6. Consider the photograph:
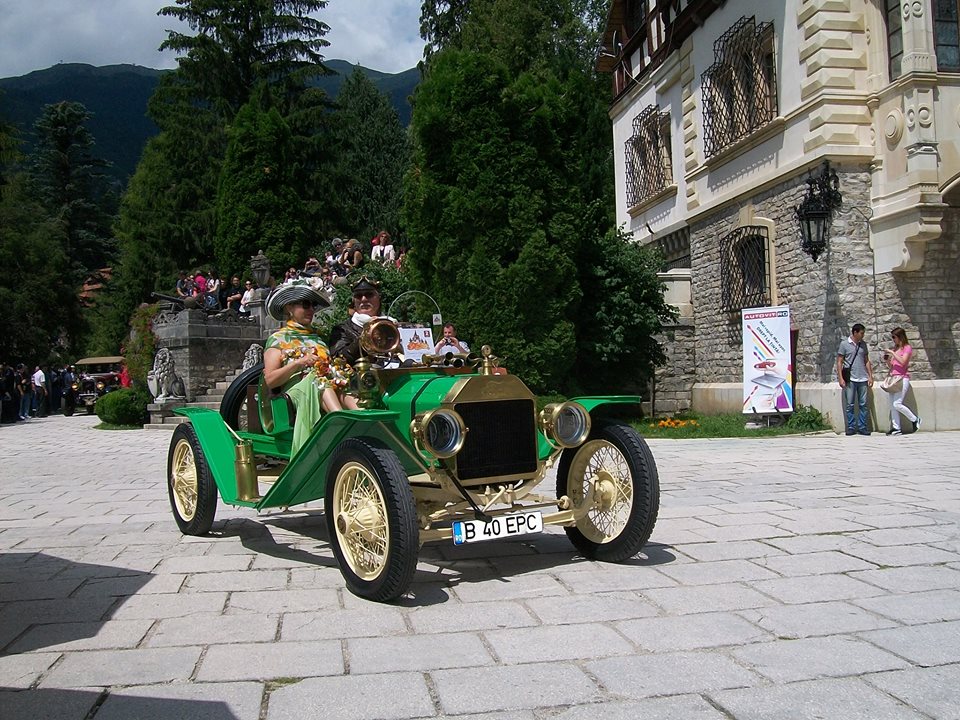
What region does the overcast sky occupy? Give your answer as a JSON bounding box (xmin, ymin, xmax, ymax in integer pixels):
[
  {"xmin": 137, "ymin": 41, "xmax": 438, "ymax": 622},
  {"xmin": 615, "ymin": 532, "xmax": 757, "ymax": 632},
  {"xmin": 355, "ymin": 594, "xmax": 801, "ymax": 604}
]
[{"xmin": 0, "ymin": 0, "xmax": 424, "ymax": 79}]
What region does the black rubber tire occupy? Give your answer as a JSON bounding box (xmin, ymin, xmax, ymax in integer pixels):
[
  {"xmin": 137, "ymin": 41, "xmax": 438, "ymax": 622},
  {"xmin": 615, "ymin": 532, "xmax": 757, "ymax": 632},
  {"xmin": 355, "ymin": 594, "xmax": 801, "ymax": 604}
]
[
  {"xmin": 556, "ymin": 420, "xmax": 659, "ymax": 562},
  {"xmin": 167, "ymin": 423, "xmax": 219, "ymax": 535},
  {"xmin": 62, "ymin": 398, "xmax": 74, "ymax": 417},
  {"xmin": 325, "ymin": 437, "xmax": 419, "ymax": 602},
  {"xmin": 219, "ymin": 361, "xmax": 264, "ymax": 430}
]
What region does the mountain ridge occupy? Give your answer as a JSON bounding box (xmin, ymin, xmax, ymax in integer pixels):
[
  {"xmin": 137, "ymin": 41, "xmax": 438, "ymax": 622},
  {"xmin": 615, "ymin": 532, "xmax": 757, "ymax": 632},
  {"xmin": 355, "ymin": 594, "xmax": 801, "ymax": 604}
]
[{"xmin": 0, "ymin": 60, "xmax": 419, "ymax": 183}]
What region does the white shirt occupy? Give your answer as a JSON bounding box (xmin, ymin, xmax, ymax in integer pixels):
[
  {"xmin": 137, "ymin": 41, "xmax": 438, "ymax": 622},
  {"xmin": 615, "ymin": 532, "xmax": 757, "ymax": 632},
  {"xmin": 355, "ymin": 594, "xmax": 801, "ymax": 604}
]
[
  {"xmin": 240, "ymin": 288, "xmax": 256, "ymax": 312},
  {"xmin": 380, "ymin": 244, "xmax": 396, "ymax": 262},
  {"xmin": 32, "ymin": 369, "xmax": 45, "ymax": 387}
]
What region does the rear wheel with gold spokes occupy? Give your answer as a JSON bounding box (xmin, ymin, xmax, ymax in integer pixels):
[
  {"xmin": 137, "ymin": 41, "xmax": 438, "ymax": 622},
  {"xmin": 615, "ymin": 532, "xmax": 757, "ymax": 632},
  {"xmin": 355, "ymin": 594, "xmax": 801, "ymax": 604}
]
[
  {"xmin": 325, "ymin": 438, "xmax": 418, "ymax": 602},
  {"xmin": 557, "ymin": 421, "xmax": 659, "ymax": 561},
  {"xmin": 167, "ymin": 423, "xmax": 218, "ymax": 535}
]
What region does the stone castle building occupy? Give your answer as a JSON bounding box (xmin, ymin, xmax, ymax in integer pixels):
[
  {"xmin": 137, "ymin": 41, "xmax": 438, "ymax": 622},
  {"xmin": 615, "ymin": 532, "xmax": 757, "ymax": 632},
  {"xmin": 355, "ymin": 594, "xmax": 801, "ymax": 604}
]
[{"xmin": 598, "ymin": 0, "xmax": 960, "ymax": 430}]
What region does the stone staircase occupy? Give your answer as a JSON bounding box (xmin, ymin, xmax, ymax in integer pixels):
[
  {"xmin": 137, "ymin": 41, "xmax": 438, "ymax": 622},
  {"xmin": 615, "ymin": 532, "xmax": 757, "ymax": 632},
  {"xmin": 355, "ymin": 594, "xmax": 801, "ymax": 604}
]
[{"xmin": 144, "ymin": 365, "xmax": 249, "ymax": 430}]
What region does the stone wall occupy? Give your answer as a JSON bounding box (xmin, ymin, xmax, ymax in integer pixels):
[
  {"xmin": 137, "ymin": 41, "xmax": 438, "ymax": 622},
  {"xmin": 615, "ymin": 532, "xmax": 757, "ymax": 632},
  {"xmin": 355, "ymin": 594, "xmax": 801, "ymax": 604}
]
[
  {"xmin": 651, "ymin": 320, "xmax": 696, "ymax": 415},
  {"xmin": 152, "ymin": 309, "xmax": 263, "ymax": 401},
  {"xmin": 686, "ymin": 165, "xmax": 960, "ymax": 427}
]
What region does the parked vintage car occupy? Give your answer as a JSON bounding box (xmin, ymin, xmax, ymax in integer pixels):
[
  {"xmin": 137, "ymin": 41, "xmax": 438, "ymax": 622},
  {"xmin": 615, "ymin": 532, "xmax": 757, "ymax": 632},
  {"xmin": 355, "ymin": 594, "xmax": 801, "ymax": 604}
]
[
  {"xmin": 166, "ymin": 320, "xmax": 659, "ymax": 601},
  {"xmin": 71, "ymin": 356, "xmax": 124, "ymax": 415}
]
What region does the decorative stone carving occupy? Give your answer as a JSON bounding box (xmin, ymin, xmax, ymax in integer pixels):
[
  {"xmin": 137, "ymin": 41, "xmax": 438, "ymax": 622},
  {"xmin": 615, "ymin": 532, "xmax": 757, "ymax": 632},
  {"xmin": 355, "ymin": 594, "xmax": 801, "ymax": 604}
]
[
  {"xmin": 147, "ymin": 348, "xmax": 187, "ymax": 401},
  {"xmin": 242, "ymin": 344, "xmax": 264, "ymax": 370},
  {"xmin": 884, "ymin": 108, "xmax": 905, "ymax": 145}
]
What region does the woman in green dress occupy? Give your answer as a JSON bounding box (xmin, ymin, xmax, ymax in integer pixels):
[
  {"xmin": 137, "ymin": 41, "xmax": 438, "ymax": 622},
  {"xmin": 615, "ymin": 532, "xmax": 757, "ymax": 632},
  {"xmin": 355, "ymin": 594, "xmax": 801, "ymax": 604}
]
[{"xmin": 263, "ymin": 280, "xmax": 356, "ymax": 454}]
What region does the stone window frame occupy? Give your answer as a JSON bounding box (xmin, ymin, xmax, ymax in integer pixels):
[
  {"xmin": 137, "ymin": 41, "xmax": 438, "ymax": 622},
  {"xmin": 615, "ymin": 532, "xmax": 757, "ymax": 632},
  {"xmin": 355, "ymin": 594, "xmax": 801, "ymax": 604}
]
[
  {"xmin": 720, "ymin": 225, "xmax": 772, "ymax": 314},
  {"xmin": 701, "ymin": 16, "xmax": 778, "ymax": 160},
  {"xmin": 624, "ymin": 104, "xmax": 674, "ymax": 209},
  {"xmin": 933, "ymin": 0, "xmax": 960, "ymax": 71}
]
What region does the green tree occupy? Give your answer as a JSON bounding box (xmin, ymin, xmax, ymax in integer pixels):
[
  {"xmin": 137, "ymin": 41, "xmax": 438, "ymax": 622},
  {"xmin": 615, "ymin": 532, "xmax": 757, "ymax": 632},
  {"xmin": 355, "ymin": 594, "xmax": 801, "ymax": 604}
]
[
  {"xmin": 215, "ymin": 92, "xmax": 307, "ymax": 274},
  {"xmin": 0, "ymin": 174, "xmax": 75, "ymax": 362},
  {"xmin": 29, "ymin": 101, "xmax": 116, "ymax": 278},
  {"xmin": 327, "ymin": 70, "xmax": 410, "ymax": 240},
  {"xmin": 405, "ymin": 0, "xmax": 674, "ymax": 393}
]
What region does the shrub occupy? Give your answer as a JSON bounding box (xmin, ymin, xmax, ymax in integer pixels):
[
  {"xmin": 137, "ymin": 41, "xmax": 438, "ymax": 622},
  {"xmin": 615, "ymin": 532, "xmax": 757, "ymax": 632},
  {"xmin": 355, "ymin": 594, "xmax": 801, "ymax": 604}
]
[
  {"xmin": 95, "ymin": 388, "xmax": 151, "ymax": 426},
  {"xmin": 786, "ymin": 404, "xmax": 830, "ymax": 432}
]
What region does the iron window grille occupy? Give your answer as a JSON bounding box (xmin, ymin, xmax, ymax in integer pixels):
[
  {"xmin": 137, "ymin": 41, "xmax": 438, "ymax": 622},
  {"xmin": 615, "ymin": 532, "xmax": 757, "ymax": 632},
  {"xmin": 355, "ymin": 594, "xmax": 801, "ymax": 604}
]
[
  {"xmin": 625, "ymin": 105, "xmax": 673, "ymax": 208},
  {"xmin": 721, "ymin": 226, "xmax": 770, "ymax": 313},
  {"xmin": 701, "ymin": 17, "xmax": 778, "ymax": 159}
]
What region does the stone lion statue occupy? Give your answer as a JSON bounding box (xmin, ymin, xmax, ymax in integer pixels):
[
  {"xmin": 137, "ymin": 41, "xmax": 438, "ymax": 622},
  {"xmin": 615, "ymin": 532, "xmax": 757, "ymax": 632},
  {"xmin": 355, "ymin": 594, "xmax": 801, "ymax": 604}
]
[
  {"xmin": 242, "ymin": 343, "xmax": 264, "ymax": 370},
  {"xmin": 147, "ymin": 348, "xmax": 187, "ymax": 401}
]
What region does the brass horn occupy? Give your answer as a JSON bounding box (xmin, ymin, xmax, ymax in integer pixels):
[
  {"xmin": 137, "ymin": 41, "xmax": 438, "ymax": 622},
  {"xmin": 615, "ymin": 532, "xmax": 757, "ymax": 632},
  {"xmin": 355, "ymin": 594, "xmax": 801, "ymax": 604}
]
[{"xmin": 359, "ymin": 317, "xmax": 402, "ymax": 357}]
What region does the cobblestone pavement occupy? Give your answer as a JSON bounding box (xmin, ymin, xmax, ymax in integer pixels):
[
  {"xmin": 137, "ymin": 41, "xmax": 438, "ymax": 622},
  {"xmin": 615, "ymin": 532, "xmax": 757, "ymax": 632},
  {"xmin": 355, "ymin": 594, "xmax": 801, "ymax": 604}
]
[{"xmin": 2, "ymin": 414, "xmax": 959, "ymax": 719}]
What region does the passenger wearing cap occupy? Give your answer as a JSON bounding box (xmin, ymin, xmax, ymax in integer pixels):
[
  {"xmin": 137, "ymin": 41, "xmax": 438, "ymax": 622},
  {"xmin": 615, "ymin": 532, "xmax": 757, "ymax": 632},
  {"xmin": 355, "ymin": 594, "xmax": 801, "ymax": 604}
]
[
  {"xmin": 330, "ymin": 276, "xmax": 382, "ymax": 365},
  {"xmin": 263, "ymin": 280, "xmax": 357, "ymax": 454}
]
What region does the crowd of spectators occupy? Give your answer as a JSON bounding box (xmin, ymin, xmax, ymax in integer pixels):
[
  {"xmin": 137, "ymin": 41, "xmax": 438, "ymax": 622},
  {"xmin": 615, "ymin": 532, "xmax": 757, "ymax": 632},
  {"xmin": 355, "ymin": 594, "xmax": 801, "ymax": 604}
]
[{"xmin": 0, "ymin": 361, "xmax": 129, "ymax": 424}]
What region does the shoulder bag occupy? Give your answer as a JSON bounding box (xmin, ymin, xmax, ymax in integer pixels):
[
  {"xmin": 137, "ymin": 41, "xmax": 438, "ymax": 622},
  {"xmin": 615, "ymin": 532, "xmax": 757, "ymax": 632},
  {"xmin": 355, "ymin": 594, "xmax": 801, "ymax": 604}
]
[
  {"xmin": 880, "ymin": 375, "xmax": 903, "ymax": 393},
  {"xmin": 841, "ymin": 342, "xmax": 861, "ymax": 383}
]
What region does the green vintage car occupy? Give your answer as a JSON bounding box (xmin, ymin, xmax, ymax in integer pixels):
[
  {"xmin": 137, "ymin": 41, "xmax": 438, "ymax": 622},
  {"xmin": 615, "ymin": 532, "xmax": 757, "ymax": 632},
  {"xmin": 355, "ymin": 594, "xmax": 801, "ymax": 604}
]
[{"xmin": 166, "ymin": 320, "xmax": 659, "ymax": 602}]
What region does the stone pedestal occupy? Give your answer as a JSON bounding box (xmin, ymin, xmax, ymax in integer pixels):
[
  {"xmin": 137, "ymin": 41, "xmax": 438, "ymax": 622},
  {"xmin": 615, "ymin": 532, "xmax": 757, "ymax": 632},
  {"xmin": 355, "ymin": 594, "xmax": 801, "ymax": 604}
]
[{"xmin": 152, "ymin": 307, "xmax": 264, "ymax": 401}]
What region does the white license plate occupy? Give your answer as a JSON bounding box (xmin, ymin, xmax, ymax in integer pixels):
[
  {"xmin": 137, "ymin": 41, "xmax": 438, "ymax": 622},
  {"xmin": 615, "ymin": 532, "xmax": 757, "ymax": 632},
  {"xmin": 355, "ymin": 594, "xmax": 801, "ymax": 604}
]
[{"xmin": 452, "ymin": 512, "xmax": 543, "ymax": 545}]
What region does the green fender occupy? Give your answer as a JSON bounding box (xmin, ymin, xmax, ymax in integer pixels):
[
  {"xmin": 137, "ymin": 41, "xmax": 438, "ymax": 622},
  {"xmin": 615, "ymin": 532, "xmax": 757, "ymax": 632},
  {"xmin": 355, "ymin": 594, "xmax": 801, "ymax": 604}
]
[
  {"xmin": 535, "ymin": 395, "xmax": 641, "ymax": 458},
  {"xmin": 173, "ymin": 407, "xmax": 430, "ymax": 510}
]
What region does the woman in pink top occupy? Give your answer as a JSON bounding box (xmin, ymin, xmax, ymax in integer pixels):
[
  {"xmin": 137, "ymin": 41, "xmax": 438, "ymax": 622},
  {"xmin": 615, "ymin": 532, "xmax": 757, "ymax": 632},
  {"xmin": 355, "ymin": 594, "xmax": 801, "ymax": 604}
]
[{"xmin": 883, "ymin": 327, "xmax": 921, "ymax": 436}]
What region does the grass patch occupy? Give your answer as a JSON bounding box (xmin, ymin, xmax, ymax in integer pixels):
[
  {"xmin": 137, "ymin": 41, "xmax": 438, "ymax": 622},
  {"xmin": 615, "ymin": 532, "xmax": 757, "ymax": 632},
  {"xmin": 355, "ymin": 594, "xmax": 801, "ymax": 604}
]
[
  {"xmin": 634, "ymin": 406, "xmax": 831, "ymax": 439},
  {"xmin": 94, "ymin": 422, "xmax": 143, "ymax": 431}
]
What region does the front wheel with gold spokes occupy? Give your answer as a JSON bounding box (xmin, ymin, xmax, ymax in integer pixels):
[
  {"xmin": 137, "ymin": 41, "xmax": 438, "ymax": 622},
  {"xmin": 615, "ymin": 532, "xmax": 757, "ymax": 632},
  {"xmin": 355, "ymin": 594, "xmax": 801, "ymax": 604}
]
[
  {"xmin": 325, "ymin": 438, "xmax": 418, "ymax": 602},
  {"xmin": 557, "ymin": 421, "xmax": 659, "ymax": 562},
  {"xmin": 167, "ymin": 423, "xmax": 218, "ymax": 535}
]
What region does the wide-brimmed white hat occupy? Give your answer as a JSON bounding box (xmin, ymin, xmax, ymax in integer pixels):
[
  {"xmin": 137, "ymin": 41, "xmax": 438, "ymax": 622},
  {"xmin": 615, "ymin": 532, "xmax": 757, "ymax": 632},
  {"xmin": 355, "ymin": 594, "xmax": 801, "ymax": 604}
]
[{"xmin": 265, "ymin": 280, "xmax": 331, "ymax": 321}]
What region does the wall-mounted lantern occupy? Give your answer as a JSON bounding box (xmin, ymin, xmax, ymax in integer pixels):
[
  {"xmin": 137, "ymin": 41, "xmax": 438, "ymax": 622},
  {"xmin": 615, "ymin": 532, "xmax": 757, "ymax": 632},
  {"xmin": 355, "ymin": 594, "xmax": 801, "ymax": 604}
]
[{"xmin": 795, "ymin": 160, "xmax": 843, "ymax": 262}]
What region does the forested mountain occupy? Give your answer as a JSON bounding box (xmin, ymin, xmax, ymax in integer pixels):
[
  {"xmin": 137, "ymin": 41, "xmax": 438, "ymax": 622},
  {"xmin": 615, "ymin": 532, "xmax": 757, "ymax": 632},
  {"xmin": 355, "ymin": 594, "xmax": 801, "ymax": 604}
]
[{"xmin": 0, "ymin": 60, "xmax": 418, "ymax": 182}]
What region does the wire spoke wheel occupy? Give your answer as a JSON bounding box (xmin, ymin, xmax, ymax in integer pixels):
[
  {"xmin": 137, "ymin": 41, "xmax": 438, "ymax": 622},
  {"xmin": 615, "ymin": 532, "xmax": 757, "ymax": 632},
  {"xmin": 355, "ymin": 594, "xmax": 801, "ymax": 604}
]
[
  {"xmin": 166, "ymin": 423, "xmax": 218, "ymax": 535},
  {"xmin": 557, "ymin": 421, "xmax": 659, "ymax": 562},
  {"xmin": 325, "ymin": 438, "xmax": 418, "ymax": 602},
  {"xmin": 332, "ymin": 461, "xmax": 390, "ymax": 580},
  {"xmin": 171, "ymin": 438, "xmax": 199, "ymax": 521}
]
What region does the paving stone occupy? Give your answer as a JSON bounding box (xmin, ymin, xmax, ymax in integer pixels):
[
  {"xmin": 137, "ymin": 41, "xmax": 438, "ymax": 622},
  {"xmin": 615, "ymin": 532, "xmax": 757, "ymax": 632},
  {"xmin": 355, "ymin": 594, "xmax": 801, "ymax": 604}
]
[
  {"xmin": 147, "ymin": 612, "xmax": 280, "ymax": 647},
  {"xmin": 556, "ymin": 567, "xmax": 677, "ymax": 594},
  {"xmin": 185, "ymin": 569, "xmax": 288, "ymax": 592},
  {"xmin": 849, "ymin": 565, "xmax": 960, "ymax": 593},
  {"xmin": 840, "ymin": 543, "xmax": 960, "ymax": 567},
  {"xmin": 451, "ymin": 572, "xmax": 569, "ymax": 602},
  {"xmin": 266, "ymin": 672, "xmax": 433, "ymax": 720},
  {"xmin": 280, "ymin": 607, "xmax": 408, "ymax": 640},
  {"xmin": 196, "ymin": 639, "xmax": 342, "ymax": 681},
  {"xmin": 657, "ymin": 559, "xmax": 781, "ymax": 586},
  {"xmin": 748, "ymin": 573, "xmax": 886, "ymax": 604},
  {"xmin": 732, "ymin": 635, "xmax": 909, "ymax": 682},
  {"xmin": 642, "ymin": 582, "xmax": 776, "ymax": 614},
  {"xmin": 851, "ymin": 589, "xmax": 960, "ymax": 624},
  {"xmin": 432, "ymin": 662, "xmax": 600, "ymax": 714},
  {"xmin": 95, "ymin": 681, "xmax": 264, "ymax": 720},
  {"xmin": 867, "ymin": 664, "xmax": 960, "ymax": 719},
  {"xmin": 523, "ymin": 590, "xmax": 659, "ymax": 624},
  {"xmin": 676, "ymin": 540, "xmax": 785, "ymax": 562},
  {"xmin": 157, "ymin": 555, "xmax": 253, "ymax": 574},
  {"xmin": 549, "ymin": 695, "xmax": 729, "ymax": 720},
  {"xmin": 7, "ymin": 619, "xmax": 152, "ymax": 654},
  {"xmin": 407, "ymin": 599, "xmax": 538, "ymax": 634},
  {"xmin": 348, "ymin": 631, "xmax": 493, "ymax": 673},
  {"xmin": 688, "ymin": 524, "xmax": 794, "ymax": 542},
  {"xmin": 587, "ymin": 651, "xmax": 761, "ymax": 699},
  {"xmin": 858, "ymin": 620, "xmax": 960, "ymax": 665},
  {"xmin": 225, "ymin": 588, "xmax": 340, "ymax": 614},
  {"xmin": 40, "ymin": 647, "xmax": 202, "ymax": 688},
  {"xmin": 73, "ymin": 573, "xmax": 187, "ymax": 598},
  {"xmin": 0, "ymin": 687, "xmax": 101, "ymax": 720},
  {"xmin": 484, "ymin": 623, "xmax": 634, "ymax": 663},
  {"xmin": 0, "ymin": 651, "xmax": 61, "ymax": 688},
  {"xmin": 616, "ymin": 611, "xmax": 771, "ymax": 651},
  {"xmin": 752, "ymin": 550, "xmax": 878, "ymax": 576},
  {"xmin": 710, "ymin": 676, "xmax": 928, "ymax": 719},
  {"xmin": 849, "ymin": 527, "xmax": 953, "ymax": 546},
  {"xmin": 106, "ymin": 592, "xmax": 228, "ymax": 619},
  {"xmin": 0, "ymin": 579, "xmax": 84, "ymax": 602},
  {"xmin": 738, "ymin": 601, "xmax": 898, "ymax": 638}
]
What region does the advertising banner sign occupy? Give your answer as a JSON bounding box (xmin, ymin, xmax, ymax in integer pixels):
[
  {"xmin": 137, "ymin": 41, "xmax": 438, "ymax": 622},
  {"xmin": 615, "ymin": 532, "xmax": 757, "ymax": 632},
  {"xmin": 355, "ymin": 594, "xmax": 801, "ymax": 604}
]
[
  {"xmin": 741, "ymin": 306, "xmax": 793, "ymax": 415},
  {"xmin": 398, "ymin": 326, "xmax": 433, "ymax": 363}
]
